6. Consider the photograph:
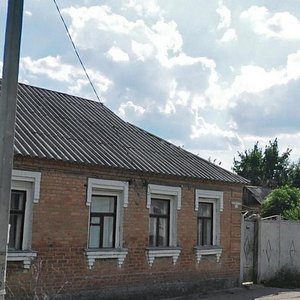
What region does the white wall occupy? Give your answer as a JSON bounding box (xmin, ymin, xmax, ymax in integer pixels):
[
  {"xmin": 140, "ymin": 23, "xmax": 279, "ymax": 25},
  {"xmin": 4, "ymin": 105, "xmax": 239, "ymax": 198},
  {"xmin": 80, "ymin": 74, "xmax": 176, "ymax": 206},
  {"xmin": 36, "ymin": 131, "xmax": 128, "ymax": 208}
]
[{"xmin": 257, "ymin": 219, "xmax": 300, "ymax": 281}]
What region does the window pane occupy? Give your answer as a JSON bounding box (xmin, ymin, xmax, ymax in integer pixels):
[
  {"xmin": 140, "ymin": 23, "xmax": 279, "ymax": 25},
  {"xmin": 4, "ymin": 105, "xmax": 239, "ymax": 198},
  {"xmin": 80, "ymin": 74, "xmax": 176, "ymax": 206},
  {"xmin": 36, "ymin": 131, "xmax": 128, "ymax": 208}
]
[
  {"xmin": 9, "ymin": 214, "xmax": 24, "ymax": 250},
  {"xmin": 158, "ymin": 218, "xmax": 168, "ymax": 247},
  {"xmin": 91, "ymin": 216, "xmax": 100, "ymax": 224},
  {"xmin": 199, "ymin": 203, "xmax": 212, "ymax": 217},
  {"xmin": 10, "ymin": 191, "xmax": 26, "ymax": 211},
  {"xmin": 149, "ymin": 217, "xmax": 157, "ymax": 247},
  {"xmin": 9, "ymin": 191, "xmax": 26, "ymax": 251},
  {"xmin": 91, "ymin": 196, "xmax": 115, "ymax": 213},
  {"xmin": 197, "ymin": 219, "xmax": 202, "ymax": 246},
  {"xmin": 103, "ymin": 216, "xmax": 114, "ymax": 248},
  {"xmin": 89, "ymin": 225, "xmax": 101, "ymax": 248},
  {"xmin": 151, "ymin": 199, "xmax": 169, "ymax": 215},
  {"xmin": 201, "ymin": 219, "xmax": 212, "ymax": 246}
]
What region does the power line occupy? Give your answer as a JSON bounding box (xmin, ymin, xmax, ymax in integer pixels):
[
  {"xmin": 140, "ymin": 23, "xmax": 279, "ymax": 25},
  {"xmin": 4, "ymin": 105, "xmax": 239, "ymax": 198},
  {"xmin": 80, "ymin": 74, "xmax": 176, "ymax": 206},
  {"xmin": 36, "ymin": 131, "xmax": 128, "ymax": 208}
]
[{"xmin": 52, "ymin": 0, "xmax": 101, "ymax": 102}]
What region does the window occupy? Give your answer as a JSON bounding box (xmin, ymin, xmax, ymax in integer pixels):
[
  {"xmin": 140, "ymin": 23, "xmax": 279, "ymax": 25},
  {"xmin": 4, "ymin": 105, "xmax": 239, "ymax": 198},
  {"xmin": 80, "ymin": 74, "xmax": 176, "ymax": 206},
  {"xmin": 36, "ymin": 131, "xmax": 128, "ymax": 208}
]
[
  {"xmin": 89, "ymin": 195, "xmax": 117, "ymax": 248},
  {"xmin": 149, "ymin": 199, "xmax": 170, "ymax": 247},
  {"xmin": 194, "ymin": 190, "xmax": 223, "ymax": 263},
  {"xmin": 197, "ymin": 202, "xmax": 213, "ymax": 246},
  {"xmin": 85, "ymin": 178, "xmax": 128, "ymax": 269},
  {"xmin": 146, "ymin": 184, "xmax": 181, "ymax": 267},
  {"xmin": 7, "ymin": 170, "xmax": 41, "ymax": 269},
  {"xmin": 9, "ymin": 190, "xmax": 27, "ymax": 251}
]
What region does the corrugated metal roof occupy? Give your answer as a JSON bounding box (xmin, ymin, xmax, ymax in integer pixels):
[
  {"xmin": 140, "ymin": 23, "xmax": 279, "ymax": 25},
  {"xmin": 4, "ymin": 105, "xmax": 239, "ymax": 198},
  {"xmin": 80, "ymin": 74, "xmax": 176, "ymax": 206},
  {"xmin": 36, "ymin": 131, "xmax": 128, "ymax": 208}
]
[
  {"xmin": 2, "ymin": 82, "xmax": 248, "ymax": 184},
  {"xmin": 244, "ymin": 186, "xmax": 272, "ymax": 204}
]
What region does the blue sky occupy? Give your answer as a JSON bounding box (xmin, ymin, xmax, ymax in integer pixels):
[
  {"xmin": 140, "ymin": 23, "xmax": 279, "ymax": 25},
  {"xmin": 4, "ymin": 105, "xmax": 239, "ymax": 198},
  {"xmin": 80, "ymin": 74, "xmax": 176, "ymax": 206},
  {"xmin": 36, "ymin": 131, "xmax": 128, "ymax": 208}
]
[{"xmin": 1, "ymin": 0, "xmax": 300, "ymax": 170}]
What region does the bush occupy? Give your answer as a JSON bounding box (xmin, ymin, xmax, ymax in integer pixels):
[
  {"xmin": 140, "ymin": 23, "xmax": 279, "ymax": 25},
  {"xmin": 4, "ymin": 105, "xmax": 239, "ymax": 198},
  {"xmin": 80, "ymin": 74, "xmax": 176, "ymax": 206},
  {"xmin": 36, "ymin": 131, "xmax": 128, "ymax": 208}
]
[
  {"xmin": 261, "ymin": 186, "xmax": 300, "ymax": 219},
  {"xmin": 264, "ymin": 268, "xmax": 300, "ymax": 288}
]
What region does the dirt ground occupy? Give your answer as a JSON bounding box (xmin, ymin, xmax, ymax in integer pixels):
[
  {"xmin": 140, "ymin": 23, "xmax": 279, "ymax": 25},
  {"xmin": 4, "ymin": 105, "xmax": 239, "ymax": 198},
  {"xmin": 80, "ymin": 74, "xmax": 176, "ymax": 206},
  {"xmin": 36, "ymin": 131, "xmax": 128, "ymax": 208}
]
[{"xmin": 163, "ymin": 285, "xmax": 300, "ymax": 300}]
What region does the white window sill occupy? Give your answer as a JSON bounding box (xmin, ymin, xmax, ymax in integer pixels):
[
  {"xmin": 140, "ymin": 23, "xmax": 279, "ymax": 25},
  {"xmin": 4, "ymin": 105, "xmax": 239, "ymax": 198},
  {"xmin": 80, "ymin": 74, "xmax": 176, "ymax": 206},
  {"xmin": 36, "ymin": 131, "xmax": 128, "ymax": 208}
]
[
  {"xmin": 85, "ymin": 248, "xmax": 128, "ymax": 269},
  {"xmin": 194, "ymin": 246, "xmax": 222, "ymax": 263},
  {"xmin": 7, "ymin": 251, "xmax": 37, "ymax": 269},
  {"xmin": 146, "ymin": 247, "xmax": 181, "ymax": 267}
]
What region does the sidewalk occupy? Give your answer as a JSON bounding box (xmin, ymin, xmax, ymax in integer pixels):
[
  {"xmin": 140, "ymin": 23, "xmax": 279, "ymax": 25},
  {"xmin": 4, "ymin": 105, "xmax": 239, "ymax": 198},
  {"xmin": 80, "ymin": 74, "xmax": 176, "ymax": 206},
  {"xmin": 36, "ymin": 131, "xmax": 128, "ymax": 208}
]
[{"xmin": 163, "ymin": 285, "xmax": 300, "ymax": 300}]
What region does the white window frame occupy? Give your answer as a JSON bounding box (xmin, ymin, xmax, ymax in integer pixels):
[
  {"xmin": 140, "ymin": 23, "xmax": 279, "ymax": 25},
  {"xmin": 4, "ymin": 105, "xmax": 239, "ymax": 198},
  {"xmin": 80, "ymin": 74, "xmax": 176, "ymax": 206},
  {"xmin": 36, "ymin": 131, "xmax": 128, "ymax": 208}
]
[
  {"xmin": 85, "ymin": 178, "xmax": 128, "ymax": 269},
  {"xmin": 146, "ymin": 184, "xmax": 181, "ymax": 267},
  {"xmin": 7, "ymin": 170, "xmax": 41, "ymax": 268},
  {"xmin": 194, "ymin": 189, "xmax": 223, "ymax": 263}
]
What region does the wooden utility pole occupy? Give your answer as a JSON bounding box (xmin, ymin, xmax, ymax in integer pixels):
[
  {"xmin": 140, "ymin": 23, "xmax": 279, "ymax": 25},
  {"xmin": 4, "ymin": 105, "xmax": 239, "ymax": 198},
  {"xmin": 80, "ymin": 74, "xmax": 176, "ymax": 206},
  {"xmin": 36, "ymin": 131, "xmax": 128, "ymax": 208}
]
[{"xmin": 0, "ymin": 1, "xmax": 24, "ymax": 299}]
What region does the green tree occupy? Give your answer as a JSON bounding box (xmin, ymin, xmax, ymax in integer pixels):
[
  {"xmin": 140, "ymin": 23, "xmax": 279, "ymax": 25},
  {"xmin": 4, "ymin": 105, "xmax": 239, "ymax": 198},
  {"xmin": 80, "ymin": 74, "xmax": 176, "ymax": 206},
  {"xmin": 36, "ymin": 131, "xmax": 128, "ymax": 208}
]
[
  {"xmin": 233, "ymin": 142, "xmax": 263, "ymax": 186},
  {"xmin": 288, "ymin": 160, "xmax": 300, "ymax": 188},
  {"xmin": 233, "ymin": 139, "xmax": 291, "ymax": 188},
  {"xmin": 261, "ymin": 186, "xmax": 300, "ymax": 219}
]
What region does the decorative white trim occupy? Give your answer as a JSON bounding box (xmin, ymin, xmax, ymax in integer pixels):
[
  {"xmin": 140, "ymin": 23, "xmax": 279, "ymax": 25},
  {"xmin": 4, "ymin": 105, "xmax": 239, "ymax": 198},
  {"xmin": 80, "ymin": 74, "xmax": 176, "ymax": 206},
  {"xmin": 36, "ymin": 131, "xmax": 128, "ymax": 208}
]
[
  {"xmin": 147, "ymin": 184, "xmax": 181, "ymax": 210},
  {"xmin": 194, "ymin": 247, "xmax": 222, "ymax": 263},
  {"xmin": 195, "ymin": 189, "xmax": 223, "ymax": 212},
  {"xmin": 231, "ymin": 201, "xmax": 242, "ymax": 208},
  {"xmin": 12, "ymin": 170, "xmax": 41, "ymax": 203},
  {"xmin": 146, "ymin": 248, "xmax": 181, "ymax": 267},
  {"xmin": 86, "ymin": 178, "xmax": 129, "ymax": 207},
  {"xmin": 7, "ymin": 251, "xmax": 37, "ymax": 269},
  {"xmin": 85, "ymin": 249, "xmax": 128, "ymax": 269}
]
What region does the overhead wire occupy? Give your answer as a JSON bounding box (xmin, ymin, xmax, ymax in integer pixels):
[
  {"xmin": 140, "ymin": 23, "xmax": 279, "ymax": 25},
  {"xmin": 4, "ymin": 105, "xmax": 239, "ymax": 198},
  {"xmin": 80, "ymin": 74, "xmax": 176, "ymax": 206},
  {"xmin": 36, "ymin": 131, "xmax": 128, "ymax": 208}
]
[{"xmin": 52, "ymin": 0, "xmax": 101, "ymax": 102}]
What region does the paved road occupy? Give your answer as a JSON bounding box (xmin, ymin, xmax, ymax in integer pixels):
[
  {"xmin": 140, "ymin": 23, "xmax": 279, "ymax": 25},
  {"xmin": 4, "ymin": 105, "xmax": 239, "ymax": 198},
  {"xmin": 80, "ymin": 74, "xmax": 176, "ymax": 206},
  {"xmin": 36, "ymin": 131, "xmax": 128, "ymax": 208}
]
[{"xmin": 163, "ymin": 285, "xmax": 300, "ymax": 300}]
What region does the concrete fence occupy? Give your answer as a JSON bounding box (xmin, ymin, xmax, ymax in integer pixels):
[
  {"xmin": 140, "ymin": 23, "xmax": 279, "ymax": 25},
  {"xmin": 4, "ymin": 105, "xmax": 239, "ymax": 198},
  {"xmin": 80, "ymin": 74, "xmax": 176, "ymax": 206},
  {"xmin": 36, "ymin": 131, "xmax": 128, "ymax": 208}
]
[{"xmin": 241, "ymin": 216, "xmax": 300, "ymax": 283}]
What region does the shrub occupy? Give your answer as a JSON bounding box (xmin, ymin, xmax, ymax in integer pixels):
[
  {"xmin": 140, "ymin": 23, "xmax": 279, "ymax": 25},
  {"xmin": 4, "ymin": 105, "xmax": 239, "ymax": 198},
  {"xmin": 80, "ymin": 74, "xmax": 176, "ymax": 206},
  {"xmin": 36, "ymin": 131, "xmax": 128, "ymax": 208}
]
[{"xmin": 261, "ymin": 186, "xmax": 300, "ymax": 219}]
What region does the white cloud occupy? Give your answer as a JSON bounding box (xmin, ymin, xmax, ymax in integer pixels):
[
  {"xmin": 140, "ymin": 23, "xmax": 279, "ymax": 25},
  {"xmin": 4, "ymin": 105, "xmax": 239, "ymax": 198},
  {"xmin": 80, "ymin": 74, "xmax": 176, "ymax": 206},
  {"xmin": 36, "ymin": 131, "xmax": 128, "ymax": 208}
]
[
  {"xmin": 219, "ymin": 28, "xmax": 237, "ymax": 42},
  {"xmin": 131, "ymin": 40, "xmax": 154, "ymax": 61},
  {"xmin": 190, "ymin": 117, "xmax": 241, "ymax": 141},
  {"xmin": 231, "ymin": 65, "xmax": 285, "ymax": 95},
  {"xmin": 286, "ymin": 50, "xmax": 300, "ymax": 80},
  {"xmin": 175, "ymin": 90, "xmax": 190, "ymax": 106},
  {"xmin": 106, "ymin": 46, "xmax": 129, "ymax": 62},
  {"xmin": 206, "ymin": 50, "xmax": 300, "ymax": 109},
  {"xmin": 149, "ymin": 20, "xmax": 183, "ymax": 63},
  {"xmin": 62, "ymin": 6, "xmax": 183, "ymax": 66},
  {"xmin": 241, "ymin": 6, "xmax": 300, "ymax": 40},
  {"xmin": 122, "ymin": 0, "xmax": 162, "ymax": 17},
  {"xmin": 118, "ymin": 100, "xmax": 146, "ymax": 119},
  {"xmin": 166, "ymin": 53, "xmax": 215, "ymax": 68},
  {"xmin": 20, "ymin": 56, "xmax": 112, "ymax": 95},
  {"xmin": 21, "ymin": 56, "xmax": 74, "ymax": 82},
  {"xmin": 159, "ymin": 100, "xmax": 176, "ymax": 115},
  {"xmin": 216, "ymin": 2, "xmax": 237, "ymax": 43},
  {"xmin": 216, "ymin": 1, "xmax": 231, "ymax": 29}
]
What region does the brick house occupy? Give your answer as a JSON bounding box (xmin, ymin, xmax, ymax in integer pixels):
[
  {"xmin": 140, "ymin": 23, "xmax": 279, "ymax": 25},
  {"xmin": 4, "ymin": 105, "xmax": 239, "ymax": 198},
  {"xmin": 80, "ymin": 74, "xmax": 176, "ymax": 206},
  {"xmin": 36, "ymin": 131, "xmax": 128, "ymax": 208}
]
[{"xmin": 6, "ymin": 83, "xmax": 247, "ymax": 299}]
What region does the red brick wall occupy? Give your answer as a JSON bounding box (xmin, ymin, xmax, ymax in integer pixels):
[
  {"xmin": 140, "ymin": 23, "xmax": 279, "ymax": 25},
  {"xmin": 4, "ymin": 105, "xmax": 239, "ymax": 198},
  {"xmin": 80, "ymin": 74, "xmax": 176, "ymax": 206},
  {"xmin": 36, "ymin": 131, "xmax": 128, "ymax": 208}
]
[{"xmin": 7, "ymin": 157, "xmax": 243, "ymax": 298}]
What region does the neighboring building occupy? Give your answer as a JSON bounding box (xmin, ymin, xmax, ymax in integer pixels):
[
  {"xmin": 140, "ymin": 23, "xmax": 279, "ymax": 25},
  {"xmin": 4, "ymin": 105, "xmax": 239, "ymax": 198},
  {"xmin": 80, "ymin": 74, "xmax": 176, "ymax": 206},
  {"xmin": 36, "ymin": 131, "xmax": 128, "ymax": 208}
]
[
  {"xmin": 242, "ymin": 186, "xmax": 272, "ymax": 212},
  {"xmin": 6, "ymin": 83, "xmax": 248, "ymax": 299}
]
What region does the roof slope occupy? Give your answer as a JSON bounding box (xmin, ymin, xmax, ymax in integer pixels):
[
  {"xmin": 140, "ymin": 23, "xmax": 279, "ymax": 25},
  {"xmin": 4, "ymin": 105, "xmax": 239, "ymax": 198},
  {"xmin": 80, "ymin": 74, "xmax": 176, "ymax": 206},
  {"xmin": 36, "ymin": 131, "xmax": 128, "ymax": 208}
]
[
  {"xmin": 244, "ymin": 186, "xmax": 272, "ymax": 204},
  {"xmin": 4, "ymin": 82, "xmax": 247, "ymax": 184}
]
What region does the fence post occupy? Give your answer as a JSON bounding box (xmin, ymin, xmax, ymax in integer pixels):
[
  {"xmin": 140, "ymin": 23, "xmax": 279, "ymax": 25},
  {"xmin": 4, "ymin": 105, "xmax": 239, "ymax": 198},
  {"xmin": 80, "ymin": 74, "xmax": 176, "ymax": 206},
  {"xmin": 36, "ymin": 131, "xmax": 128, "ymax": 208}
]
[
  {"xmin": 278, "ymin": 215, "xmax": 281, "ymax": 271},
  {"xmin": 253, "ymin": 218, "xmax": 259, "ymax": 283},
  {"xmin": 240, "ymin": 213, "xmax": 245, "ymax": 284},
  {"xmin": 256, "ymin": 217, "xmax": 262, "ymax": 282}
]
